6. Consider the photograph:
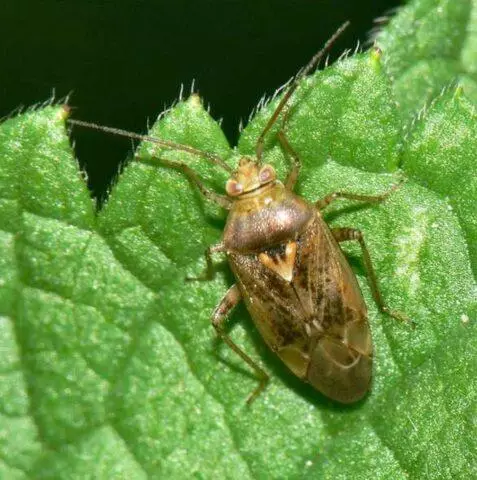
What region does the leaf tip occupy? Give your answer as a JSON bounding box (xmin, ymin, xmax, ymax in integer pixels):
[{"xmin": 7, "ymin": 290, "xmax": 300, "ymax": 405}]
[
  {"xmin": 187, "ymin": 93, "xmax": 203, "ymax": 109},
  {"xmin": 59, "ymin": 104, "xmax": 72, "ymax": 122},
  {"xmin": 370, "ymin": 46, "xmax": 383, "ymax": 71}
]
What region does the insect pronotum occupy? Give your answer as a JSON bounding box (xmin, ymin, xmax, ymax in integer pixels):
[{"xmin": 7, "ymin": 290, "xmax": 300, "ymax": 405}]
[{"xmin": 69, "ymin": 22, "xmax": 409, "ymax": 404}]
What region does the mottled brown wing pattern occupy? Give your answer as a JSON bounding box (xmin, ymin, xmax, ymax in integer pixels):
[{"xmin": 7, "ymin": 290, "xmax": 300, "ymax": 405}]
[
  {"xmin": 293, "ymin": 212, "xmax": 368, "ymax": 334},
  {"xmin": 228, "ymin": 245, "xmax": 308, "ymax": 351},
  {"xmin": 297, "ymin": 213, "xmax": 373, "ymax": 402},
  {"xmin": 229, "ymin": 210, "xmax": 373, "ymax": 402}
]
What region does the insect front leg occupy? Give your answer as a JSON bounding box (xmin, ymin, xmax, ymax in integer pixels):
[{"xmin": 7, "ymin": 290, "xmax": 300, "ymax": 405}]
[
  {"xmin": 332, "ymin": 227, "xmax": 413, "ymax": 325},
  {"xmin": 277, "ymin": 130, "xmax": 301, "ymax": 191},
  {"xmin": 186, "ymin": 242, "xmax": 226, "ymax": 281},
  {"xmin": 213, "ymin": 284, "xmax": 269, "ymax": 404},
  {"xmin": 315, "ymin": 183, "xmax": 401, "ymax": 210},
  {"xmin": 142, "ymin": 156, "xmax": 232, "ymax": 209}
]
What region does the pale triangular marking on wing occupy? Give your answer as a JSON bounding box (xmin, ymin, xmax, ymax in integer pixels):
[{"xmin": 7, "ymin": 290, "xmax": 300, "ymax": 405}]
[{"xmin": 258, "ymin": 241, "xmax": 297, "ymax": 282}]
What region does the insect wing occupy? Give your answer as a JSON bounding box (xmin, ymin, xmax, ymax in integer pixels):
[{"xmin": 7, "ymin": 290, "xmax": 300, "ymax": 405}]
[
  {"xmin": 229, "ymin": 211, "xmax": 373, "ymax": 403},
  {"xmin": 228, "ymin": 243, "xmax": 313, "ymax": 379}
]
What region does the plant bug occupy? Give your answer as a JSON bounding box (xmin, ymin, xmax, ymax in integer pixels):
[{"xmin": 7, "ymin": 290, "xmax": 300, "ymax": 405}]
[{"xmin": 69, "ymin": 22, "xmax": 409, "ymax": 404}]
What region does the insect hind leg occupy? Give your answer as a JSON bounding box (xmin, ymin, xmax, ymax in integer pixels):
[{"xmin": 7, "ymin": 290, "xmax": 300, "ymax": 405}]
[
  {"xmin": 332, "ymin": 227, "xmax": 413, "ymax": 326},
  {"xmin": 212, "ymin": 284, "xmax": 269, "ymax": 404}
]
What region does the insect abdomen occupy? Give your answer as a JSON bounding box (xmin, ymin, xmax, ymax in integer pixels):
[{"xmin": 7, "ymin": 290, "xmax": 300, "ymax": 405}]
[{"xmin": 306, "ymin": 321, "xmax": 372, "ymax": 403}]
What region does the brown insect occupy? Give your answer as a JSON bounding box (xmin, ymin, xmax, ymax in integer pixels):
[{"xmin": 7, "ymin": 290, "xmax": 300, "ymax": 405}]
[{"xmin": 69, "ymin": 23, "xmax": 408, "ymax": 404}]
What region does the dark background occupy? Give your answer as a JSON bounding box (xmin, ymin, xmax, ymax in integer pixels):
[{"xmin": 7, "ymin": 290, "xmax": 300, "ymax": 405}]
[{"xmin": 1, "ymin": 0, "xmax": 403, "ymax": 199}]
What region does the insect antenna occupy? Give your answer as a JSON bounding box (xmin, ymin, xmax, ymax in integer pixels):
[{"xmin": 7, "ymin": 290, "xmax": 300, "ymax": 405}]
[
  {"xmin": 255, "ymin": 21, "xmax": 350, "ymax": 162},
  {"xmin": 68, "ymin": 118, "xmax": 233, "ymax": 174}
]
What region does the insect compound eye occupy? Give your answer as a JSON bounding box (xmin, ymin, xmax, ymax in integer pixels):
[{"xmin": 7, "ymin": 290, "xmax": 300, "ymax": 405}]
[
  {"xmin": 226, "ymin": 179, "xmax": 243, "ymax": 197},
  {"xmin": 258, "ymin": 165, "xmax": 276, "ymax": 184}
]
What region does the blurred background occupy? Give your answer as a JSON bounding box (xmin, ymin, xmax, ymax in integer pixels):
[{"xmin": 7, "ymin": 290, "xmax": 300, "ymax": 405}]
[{"xmin": 1, "ymin": 0, "xmax": 403, "ymax": 199}]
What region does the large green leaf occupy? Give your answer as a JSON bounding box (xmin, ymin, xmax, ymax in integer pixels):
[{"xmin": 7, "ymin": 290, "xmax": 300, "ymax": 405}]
[{"xmin": 1, "ymin": 7, "xmax": 476, "ymax": 480}]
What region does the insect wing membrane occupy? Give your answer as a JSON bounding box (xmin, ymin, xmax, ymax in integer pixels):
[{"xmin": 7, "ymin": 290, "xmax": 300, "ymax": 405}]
[
  {"xmin": 304, "ymin": 217, "xmax": 373, "ymax": 403},
  {"xmin": 228, "ymin": 211, "xmax": 372, "ymax": 403}
]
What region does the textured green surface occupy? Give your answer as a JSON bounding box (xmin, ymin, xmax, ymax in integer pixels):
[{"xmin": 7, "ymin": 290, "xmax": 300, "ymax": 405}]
[
  {"xmin": 1, "ymin": 2, "xmax": 477, "ymax": 478},
  {"xmin": 376, "ymin": 0, "xmax": 477, "ymax": 121}
]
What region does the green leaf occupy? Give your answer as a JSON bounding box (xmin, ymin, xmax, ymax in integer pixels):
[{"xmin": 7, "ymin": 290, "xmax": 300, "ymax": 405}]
[
  {"xmin": 2, "ymin": 14, "xmax": 477, "ymax": 480},
  {"xmin": 402, "ymin": 87, "xmax": 477, "ymax": 277},
  {"xmin": 376, "ymin": 0, "xmax": 477, "ymax": 122}
]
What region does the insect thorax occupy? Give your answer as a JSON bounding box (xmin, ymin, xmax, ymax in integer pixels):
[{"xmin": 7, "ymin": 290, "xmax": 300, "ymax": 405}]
[{"xmin": 223, "ymin": 182, "xmax": 314, "ymax": 253}]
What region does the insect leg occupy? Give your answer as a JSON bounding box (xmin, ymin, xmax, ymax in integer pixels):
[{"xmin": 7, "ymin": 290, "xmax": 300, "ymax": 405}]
[
  {"xmin": 332, "ymin": 227, "xmax": 413, "ymax": 325},
  {"xmin": 277, "ymin": 130, "xmax": 301, "ymax": 191},
  {"xmin": 186, "ymin": 242, "xmax": 226, "ymax": 281},
  {"xmin": 213, "ymin": 284, "xmax": 269, "ymax": 404},
  {"xmin": 141, "ymin": 156, "xmax": 232, "ymax": 209},
  {"xmin": 315, "ymin": 183, "xmax": 401, "ymax": 210}
]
